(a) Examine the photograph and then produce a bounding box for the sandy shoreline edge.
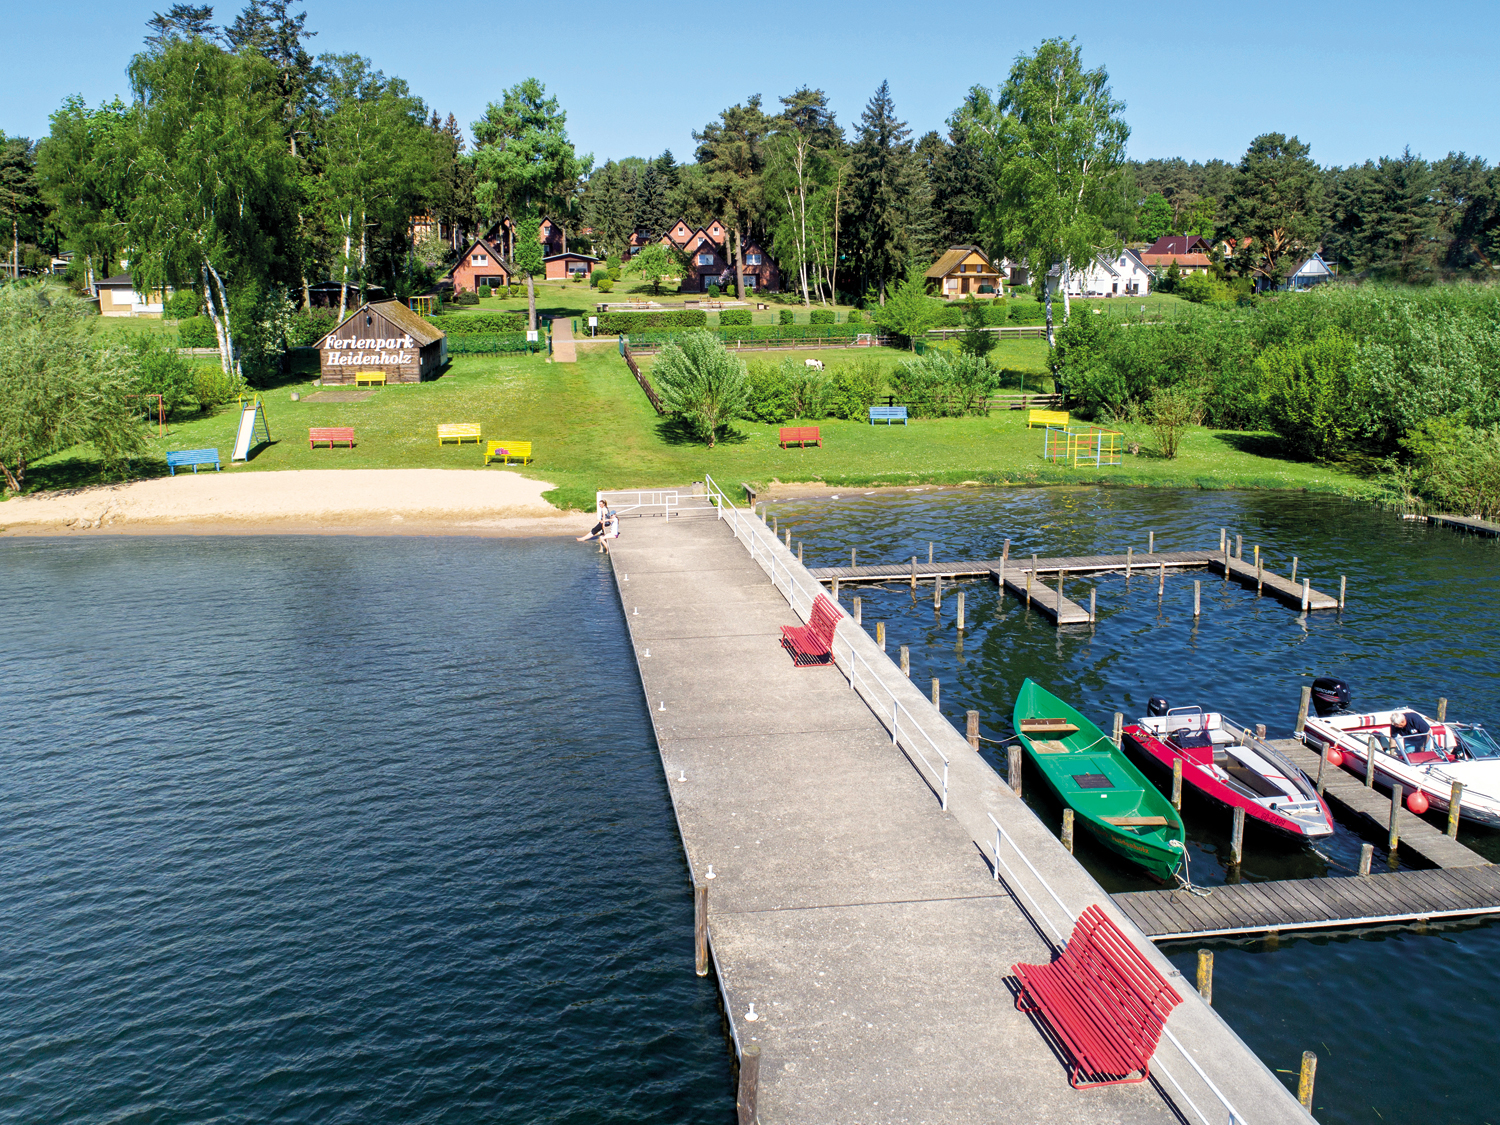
[0,469,595,538]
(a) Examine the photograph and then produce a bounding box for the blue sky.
[6,0,1497,169]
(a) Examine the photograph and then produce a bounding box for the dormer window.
[746,253,762,266]
[472,253,488,265]
[698,252,714,266]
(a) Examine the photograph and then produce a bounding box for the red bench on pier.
[779,425,821,449]
[1012,905,1181,1088]
[309,426,356,450]
[780,594,840,668]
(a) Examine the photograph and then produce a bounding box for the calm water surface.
[773,486,1500,1125]
[0,536,731,1124]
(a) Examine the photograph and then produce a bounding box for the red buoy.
[1408,791,1430,815]
[1325,747,1343,768]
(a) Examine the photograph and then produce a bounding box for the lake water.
[771,485,1500,1125]
[0,536,731,1124]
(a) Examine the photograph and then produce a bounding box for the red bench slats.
[780,594,840,667]
[1012,905,1181,1088]
[309,427,356,450]
[779,426,821,449]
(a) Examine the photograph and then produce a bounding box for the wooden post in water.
[1222,537,1230,577]
[1448,781,1464,838]
[928,542,934,564]
[910,556,916,590]
[797,541,803,563]
[1025,569,1032,608]
[1196,949,1213,1004]
[785,528,791,548]
[1316,746,1327,794]
[875,621,885,651]
[1366,734,1378,788]
[1301,577,1310,612]
[957,590,966,630]
[1112,712,1123,747]
[1340,575,1347,609]
[1295,686,1312,733]
[1389,784,1404,852]
[1061,808,1074,854]
[931,678,940,707]
[772,515,778,536]
[1172,757,1183,810]
[1194,580,1201,618]
[1008,744,1023,796]
[1256,723,1267,739]
[831,577,840,601]
[1236,533,1243,559]
[1148,530,1155,555]
[850,546,856,568]
[966,710,979,750]
[1298,1051,1317,1110]
[1255,546,1263,594]
[1230,806,1246,865]
[1291,556,1299,584]
[852,596,861,624]
[1358,843,1374,876]
[1157,562,1165,597]
[1090,587,1097,624]
[1437,697,1448,722]
[694,881,709,976]
[1125,546,1133,578]
[1001,538,1010,572]
[899,645,909,677]
[737,1044,760,1125]
[1219,527,1226,553]
[934,574,943,609]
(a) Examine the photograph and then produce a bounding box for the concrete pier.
[608,486,1315,1124]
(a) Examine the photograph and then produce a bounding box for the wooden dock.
[1208,555,1339,610]
[1114,866,1500,940]
[1270,738,1489,869]
[1426,513,1500,538]
[998,569,1092,624]
[808,549,1217,584]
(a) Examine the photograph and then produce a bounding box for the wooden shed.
[316,300,446,384]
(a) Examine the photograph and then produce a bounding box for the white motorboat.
[1299,678,1500,828]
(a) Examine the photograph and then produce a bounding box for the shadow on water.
[774,484,1500,1125]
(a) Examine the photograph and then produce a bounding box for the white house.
[1283,253,1334,291]
[1045,250,1154,298]
[95,274,171,317]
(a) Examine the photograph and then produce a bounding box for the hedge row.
[628,325,870,347]
[718,309,752,326]
[430,311,527,335]
[444,332,541,354]
[597,309,708,333]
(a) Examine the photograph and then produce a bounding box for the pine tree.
[847,81,916,303]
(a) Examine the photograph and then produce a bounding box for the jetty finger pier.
[606,482,1358,1125]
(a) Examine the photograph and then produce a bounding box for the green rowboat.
[1012,679,1186,881]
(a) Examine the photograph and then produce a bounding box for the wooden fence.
[620,340,665,415]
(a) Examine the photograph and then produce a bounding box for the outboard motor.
[1311,677,1351,717]
[1147,697,1170,717]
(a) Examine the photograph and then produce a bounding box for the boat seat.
[1408,750,1442,764]
[1224,764,1284,799]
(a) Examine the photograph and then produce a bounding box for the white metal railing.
[600,489,681,517]
[702,474,950,809]
[987,818,1248,1125]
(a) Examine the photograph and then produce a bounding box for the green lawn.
[15,342,1373,514]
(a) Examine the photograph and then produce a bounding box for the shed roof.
[544,252,601,262]
[925,246,997,278]
[316,300,445,348]
[1139,252,1213,269]
[96,274,135,287]
[1144,235,1211,256]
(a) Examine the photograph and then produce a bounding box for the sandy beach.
[0,469,594,537]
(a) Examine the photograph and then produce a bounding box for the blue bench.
[165,448,222,475]
[869,405,908,425]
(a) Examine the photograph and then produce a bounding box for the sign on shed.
[316,300,447,384]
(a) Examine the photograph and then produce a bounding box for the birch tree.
[765,88,843,307]
[955,38,1129,345]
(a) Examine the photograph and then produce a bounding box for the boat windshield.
[1455,724,1500,760]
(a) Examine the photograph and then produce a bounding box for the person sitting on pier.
[1389,710,1433,755]
[578,502,616,542]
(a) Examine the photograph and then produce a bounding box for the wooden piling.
[1172,757,1183,810]
[1148,530,1155,555]
[1024,569,1032,608]
[1090,587,1097,624]
[1448,781,1464,838]
[785,528,791,548]
[1366,735,1377,788]
[910,556,916,590]
[1222,536,1230,577]
[852,596,861,625]
[931,678,940,708]
[1196,949,1213,1004]
[1301,577,1310,612]
[695,881,709,976]
[875,621,885,651]
[1255,545,1263,594]
[1236,533,1243,559]
[772,515,778,536]
[831,577,839,600]
[1340,575,1347,609]
[1219,527,1226,553]
[1157,562,1165,597]
[900,645,910,677]
[1295,686,1312,733]
[1291,556,1298,584]
[1358,843,1374,875]
[966,710,980,750]
[1231,806,1246,865]
[1061,808,1074,854]
[1001,539,1010,573]
[928,542,934,564]
[1112,712,1123,746]
[850,546,856,568]
[797,541,803,563]
[957,590,966,630]
[1298,1051,1317,1110]
[737,1044,760,1125]
[1008,744,1023,796]
[1256,723,1266,739]
[1437,697,1448,722]
[1125,545,1133,578]
[1194,580,1201,617]
[1389,784,1404,852]
[1316,745,1327,794]
[934,574,943,609]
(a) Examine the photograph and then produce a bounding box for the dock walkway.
[808,549,1217,584]
[610,493,1315,1124]
[1426,513,1500,537]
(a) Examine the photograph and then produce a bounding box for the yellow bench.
[437,423,482,445]
[1028,409,1069,429]
[354,370,387,386]
[484,440,533,466]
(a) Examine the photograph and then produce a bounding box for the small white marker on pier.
[643,648,650,658]
[633,607,639,615]
[659,700,666,711]
[744,1003,758,1022]
[705,865,715,879]
[678,770,687,782]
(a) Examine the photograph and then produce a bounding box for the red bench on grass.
[309,426,355,450]
[780,594,840,667]
[779,425,821,449]
[1012,905,1181,1089]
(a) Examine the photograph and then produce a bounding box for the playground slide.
[232,404,258,462]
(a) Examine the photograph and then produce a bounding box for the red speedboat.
[1122,701,1335,841]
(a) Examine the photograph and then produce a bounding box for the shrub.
[192,363,245,411]
[779,308,795,325]
[1007,301,1047,325]
[590,271,600,288]
[453,290,480,305]
[1255,328,1367,460]
[177,316,217,348]
[598,309,707,333]
[890,350,998,417]
[164,289,199,319]
[809,308,835,325]
[826,360,883,420]
[743,361,796,423]
[596,277,614,293]
[652,330,748,446]
[571,274,584,283]
[127,335,198,415]
[477,284,492,299]
[1146,383,1203,459]
[1399,418,1500,519]
[846,308,863,324]
[430,311,527,335]
[287,307,337,347]
[444,333,538,354]
[708,283,720,298]
[719,309,752,326]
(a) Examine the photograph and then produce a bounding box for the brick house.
[1139,235,1213,277]
[445,236,512,293]
[544,252,600,280]
[627,218,779,292]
